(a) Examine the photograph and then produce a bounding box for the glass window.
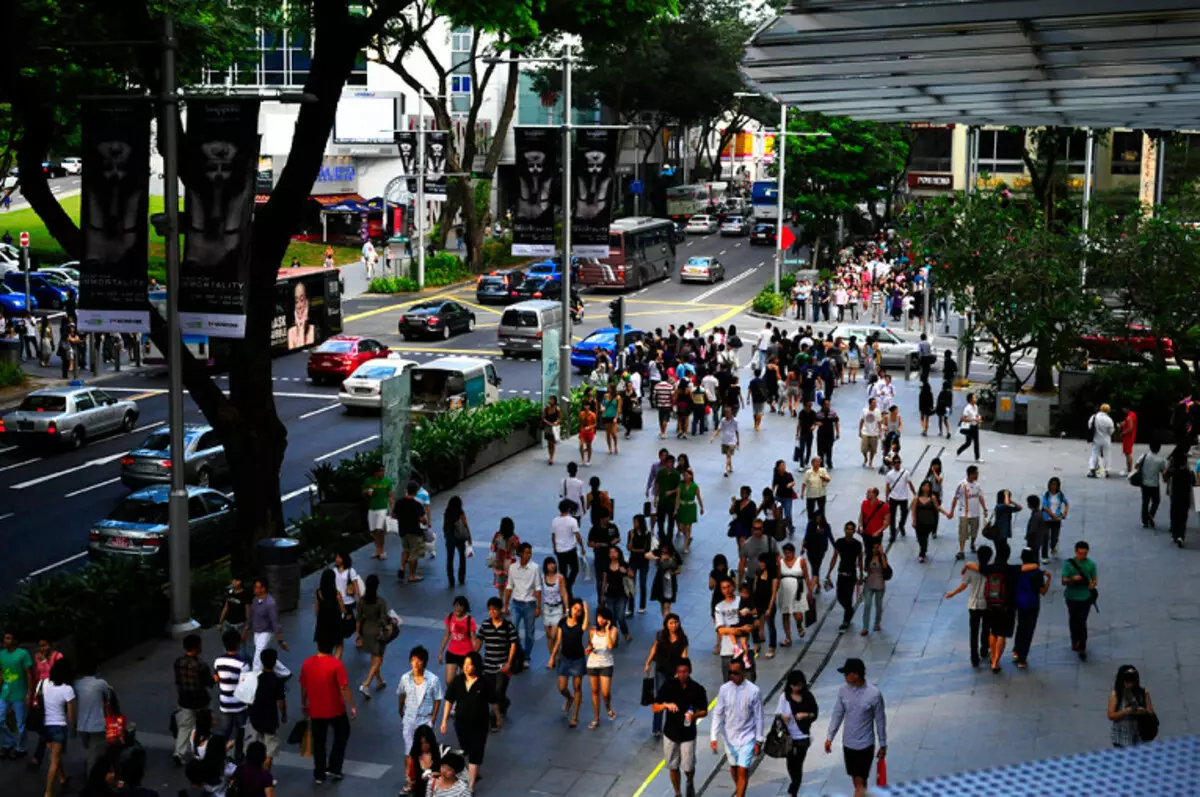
[608,234,623,250]
[206,493,232,513]
[73,394,95,411]
[1111,131,1142,175]
[909,128,953,172]
[188,497,209,519]
[197,432,221,451]
[978,129,1026,174]
[451,95,471,113]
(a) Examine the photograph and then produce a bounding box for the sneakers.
[359,684,372,699]
[955,551,965,561]
[838,623,850,632]
[1051,548,1058,558]
[1042,557,1051,565]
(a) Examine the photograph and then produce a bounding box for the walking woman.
[776,670,818,797]
[601,384,622,456]
[542,395,562,466]
[313,568,348,659]
[674,469,703,554]
[1108,665,1156,748]
[800,511,834,593]
[674,380,693,441]
[38,317,54,367]
[984,542,1018,672]
[442,496,472,589]
[488,517,520,599]
[627,513,653,615]
[845,336,860,384]
[585,607,619,729]
[547,598,588,728]
[927,457,946,523]
[649,533,682,618]
[910,480,946,563]
[773,460,798,538]
[751,552,780,658]
[29,637,64,768]
[1041,477,1070,562]
[541,558,569,660]
[437,596,476,689]
[644,614,689,737]
[935,382,954,438]
[600,546,634,641]
[776,543,813,646]
[333,552,361,626]
[41,658,74,797]
[1166,449,1192,548]
[1012,548,1049,669]
[621,378,639,440]
[440,652,494,790]
[919,379,934,436]
[956,392,982,461]
[860,539,889,636]
[760,487,782,543]
[355,575,390,697]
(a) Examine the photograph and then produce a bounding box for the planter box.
[464,426,539,478]
[310,500,367,534]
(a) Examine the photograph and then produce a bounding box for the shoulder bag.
[981,510,998,541]
[763,717,793,758]
[1137,692,1159,742]
[1128,454,1145,488]
[1067,558,1099,610]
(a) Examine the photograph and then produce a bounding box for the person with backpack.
[981,542,1019,672]
[944,545,992,668]
[1012,549,1050,669]
[775,669,819,797]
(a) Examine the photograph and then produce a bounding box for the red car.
[1080,326,1175,362]
[306,336,390,385]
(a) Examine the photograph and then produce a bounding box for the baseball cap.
[837,658,866,677]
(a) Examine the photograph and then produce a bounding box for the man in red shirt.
[858,487,888,550]
[300,640,357,784]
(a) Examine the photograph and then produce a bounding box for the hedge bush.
[752,287,785,316]
[367,253,473,293]
[1060,363,1191,441]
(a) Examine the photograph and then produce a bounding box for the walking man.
[362,463,393,561]
[944,545,992,668]
[795,399,817,464]
[800,456,830,521]
[709,659,764,797]
[1136,442,1168,528]
[825,658,887,797]
[503,543,544,668]
[712,405,741,477]
[397,646,445,771]
[0,631,34,760]
[858,397,882,469]
[948,465,987,561]
[826,523,864,632]
[394,481,428,582]
[245,577,288,672]
[551,499,585,594]
[884,457,916,542]
[214,630,250,762]
[815,398,840,469]
[1087,403,1115,478]
[478,598,519,729]
[1062,541,1098,661]
[652,659,708,797]
[299,639,357,784]
[172,634,212,766]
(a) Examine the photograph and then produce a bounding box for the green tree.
[903,190,1094,392]
[781,113,912,265]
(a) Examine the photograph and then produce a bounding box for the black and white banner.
[423,130,449,199]
[78,99,152,333]
[179,100,260,338]
[513,128,557,257]
[395,130,418,193]
[571,129,616,257]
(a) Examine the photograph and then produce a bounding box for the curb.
[0,363,166,412]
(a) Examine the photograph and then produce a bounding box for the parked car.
[570,326,646,371]
[411,357,502,413]
[475,269,525,304]
[0,386,138,450]
[2,272,74,310]
[37,266,79,287]
[720,216,749,236]
[60,158,83,175]
[42,162,68,178]
[398,299,476,340]
[750,222,777,246]
[680,256,725,284]
[0,284,36,314]
[119,424,230,489]
[829,324,925,370]
[1080,326,1175,361]
[685,215,718,234]
[337,355,419,412]
[306,335,390,385]
[87,485,236,567]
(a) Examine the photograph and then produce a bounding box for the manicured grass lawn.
[1,195,362,284]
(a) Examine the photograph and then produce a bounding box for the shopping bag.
[876,757,888,787]
[640,677,656,706]
[287,719,309,745]
[300,726,313,758]
[804,593,818,628]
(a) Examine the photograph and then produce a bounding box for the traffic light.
[608,297,624,329]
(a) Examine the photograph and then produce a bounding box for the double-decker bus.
[577,217,676,290]
[665,182,730,220]
[750,180,780,220]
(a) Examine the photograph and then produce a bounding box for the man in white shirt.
[551,499,585,593]
[947,465,987,561]
[796,281,811,321]
[1087,403,1116,478]
[834,285,848,321]
[503,543,544,667]
[884,457,916,542]
[710,658,764,797]
[755,323,771,372]
[858,398,883,469]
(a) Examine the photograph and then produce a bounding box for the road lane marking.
[580,298,741,309]
[282,485,315,502]
[698,300,753,333]
[0,457,43,473]
[0,445,16,454]
[131,421,166,433]
[719,250,727,255]
[450,297,503,316]
[342,293,452,322]
[11,451,127,489]
[685,241,693,247]
[314,434,380,462]
[66,478,122,498]
[0,513,13,521]
[375,344,501,356]
[688,268,759,304]
[99,387,337,400]
[298,403,342,420]
[26,551,88,579]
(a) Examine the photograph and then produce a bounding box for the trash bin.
[256,537,302,613]
[0,338,20,367]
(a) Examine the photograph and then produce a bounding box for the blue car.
[524,255,582,282]
[0,284,37,314]
[3,272,74,310]
[570,326,647,371]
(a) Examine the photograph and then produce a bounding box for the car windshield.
[18,395,66,412]
[137,431,171,452]
[412,369,467,401]
[725,217,742,224]
[408,302,440,312]
[315,340,355,354]
[685,257,710,266]
[528,265,554,274]
[501,310,539,328]
[108,500,169,525]
[40,273,69,287]
[351,363,402,380]
[478,276,505,287]
[584,332,616,345]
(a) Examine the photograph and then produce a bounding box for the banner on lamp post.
[513,127,557,257]
[77,99,152,333]
[424,130,449,199]
[395,131,418,193]
[179,100,261,338]
[571,129,615,258]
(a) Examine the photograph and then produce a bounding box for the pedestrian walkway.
[10,366,1197,796]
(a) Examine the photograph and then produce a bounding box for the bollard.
[114,335,122,372]
[134,333,143,367]
[904,352,913,381]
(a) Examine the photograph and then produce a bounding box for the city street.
[1,174,82,212]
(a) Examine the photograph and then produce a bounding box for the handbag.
[804,591,817,627]
[623,575,636,599]
[104,690,127,745]
[640,676,656,706]
[881,563,894,581]
[763,717,793,758]
[286,719,309,745]
[876,757,889,787]
[1137,709,1160,742]
[1128,455,1145,488]
[27,682,44,734]
[1067,558,1099,609]
[378,609,402,645]
[793,444,803,462]
[340,612,358,640]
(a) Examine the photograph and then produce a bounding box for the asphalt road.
[0,228,769,595]
[2,175,82,211]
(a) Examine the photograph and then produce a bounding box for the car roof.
[126,485,224,503]
[406,300,445,310]
[509,299,560,311]
[418,356,492,370]
[323,335,368,343]
[28,386,99,398]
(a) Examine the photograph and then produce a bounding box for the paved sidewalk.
[5,364,1196,796]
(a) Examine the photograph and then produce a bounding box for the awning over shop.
[313,193,369,213]
[741,0,1200,129]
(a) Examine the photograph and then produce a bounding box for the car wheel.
[69,427,85,450]
[467,316,476,332]
[441,325,451,340]
[120,412,136,433]
[196,467,211,488]
[399,329,409,341]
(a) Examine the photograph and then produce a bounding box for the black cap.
[837,658,866,677]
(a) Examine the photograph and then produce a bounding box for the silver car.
[0,386,138,449]
[337,356,419,412]
[120,424,229,489]
[829,324,928,370]
[87,485,237,567]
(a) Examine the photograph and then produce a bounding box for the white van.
[411,357,502,413]
[497,299,563,357]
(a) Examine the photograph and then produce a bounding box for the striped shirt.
[213,653,248,713]
[476,619,519,674]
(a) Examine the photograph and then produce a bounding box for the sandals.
[588,720,600,729]
[781,638,793,647]
[607,708,617,720]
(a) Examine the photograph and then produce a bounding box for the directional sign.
[629,179,644,195]
[18,231,29,248]
[779,225,796,251]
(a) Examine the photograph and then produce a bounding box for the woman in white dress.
[776,542,815,646]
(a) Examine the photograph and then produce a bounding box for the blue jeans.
[603,595,630,635]
[0,697,26,752]
[650,668,669,734]
[219,710,247,762]
[862,587,885,630]
[511,600,536,660]
[779,497,794,533]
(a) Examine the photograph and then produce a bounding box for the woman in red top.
[1120,408,1138,477]
[437,596,478,687]
[30,638,64,768]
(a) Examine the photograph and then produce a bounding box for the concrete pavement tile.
[531,765,584,794]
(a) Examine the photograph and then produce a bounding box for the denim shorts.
[557,657,586,678]
[43,725,68,744]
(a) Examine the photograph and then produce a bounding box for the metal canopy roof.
[741,0,1200,129]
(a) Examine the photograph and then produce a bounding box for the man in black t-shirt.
[652,658,708,797]
[815,399,840,470]
[246,648,288,769]
[393,481,427,582]
[796,400,818,465]
[219,575,251,643]
[825,522,864,632]
[587,509,622,600]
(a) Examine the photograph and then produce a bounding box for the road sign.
[629,179,644,195]
[779,226,796,251]
[18,231,29,248]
